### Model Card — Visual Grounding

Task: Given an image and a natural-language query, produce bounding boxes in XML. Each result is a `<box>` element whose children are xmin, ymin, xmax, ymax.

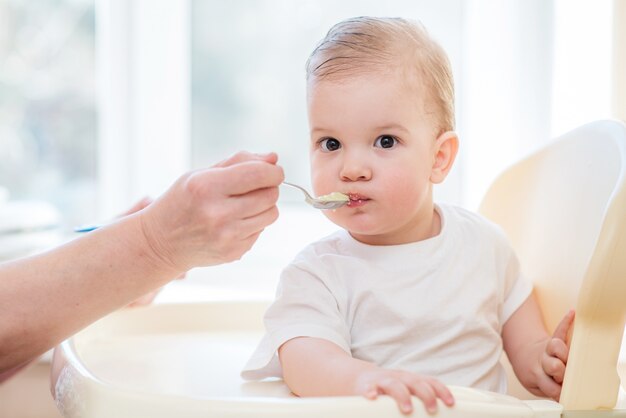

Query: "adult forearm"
<box><xmin>0</xmin><ymin>152</ymin><xmax>284</xmax><ymax>374</ymax></box>
<box><xmin>0</xmin><ymin>213</ymin><xmax>178</xmax><ymax>372</ymax></box>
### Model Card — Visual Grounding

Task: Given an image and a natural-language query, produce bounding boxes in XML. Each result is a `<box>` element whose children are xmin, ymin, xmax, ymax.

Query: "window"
<box><xmin>0</xmin><ymin>0</ymin><xmax>96</xmax><ymax>229</ymax></box>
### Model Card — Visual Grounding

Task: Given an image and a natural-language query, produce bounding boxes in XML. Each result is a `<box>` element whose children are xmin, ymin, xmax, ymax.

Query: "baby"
<box><xmin>242</xmin><ymin>16</ymin><xmax>574</xmax><ymax>415</ymax></box>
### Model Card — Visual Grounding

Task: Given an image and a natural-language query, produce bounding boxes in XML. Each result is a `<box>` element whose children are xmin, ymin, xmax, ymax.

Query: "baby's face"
<box><xmin>307</xmin><ymin>72</ymin><xmax>440</xmax><ymax>245</ymax></box>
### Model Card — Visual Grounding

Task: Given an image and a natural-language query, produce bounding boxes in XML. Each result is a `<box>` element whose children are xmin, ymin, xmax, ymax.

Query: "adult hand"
<box><xmin>139</xmin><ymin>151</ymin><xmax>284</xmax><ymax>273</ymax></box>
<box><xmin>0</xmin><ymin>151</ymin><xmax>283</xmax><ymax>375</ymax></box>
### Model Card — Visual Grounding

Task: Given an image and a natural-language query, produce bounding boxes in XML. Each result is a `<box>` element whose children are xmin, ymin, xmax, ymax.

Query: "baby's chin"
<box><xmin>323</xmin><ymin>211</ymin><xmax>384</xmax><ymax>237</ymax></box>
<box><xmin>321</xmin><ymin>210</ymin><xmax>346</xmax><ymax>228</ymax></box>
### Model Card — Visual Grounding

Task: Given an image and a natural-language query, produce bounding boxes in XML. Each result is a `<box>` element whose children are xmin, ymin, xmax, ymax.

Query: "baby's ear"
<box><xmin>430</xmin><ymin>131</ymin><xmax>459</xmax><ymax>184</ymax></box>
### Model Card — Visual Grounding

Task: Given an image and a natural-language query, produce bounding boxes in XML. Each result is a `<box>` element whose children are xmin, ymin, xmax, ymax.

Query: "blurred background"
<box><xmin>1</xmin><ymin>0</ymin><xmax>623</xmax><ymax>293</ymax></box>
<box><xmin>0</xmin><ymin>1</ymin><xmax>624</xmax><ymax>416</ymax></box>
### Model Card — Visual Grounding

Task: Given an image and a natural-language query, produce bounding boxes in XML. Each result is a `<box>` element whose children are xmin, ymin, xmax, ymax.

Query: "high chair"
<box><xmin>479</xmin><ymin>118</ymin><xmax>626</xmax><ymax>413</ymax></box>
<box><xmin>52</xmin><ymin>120</ymin><xmax>626</xmax><ymax>417</ymax></box>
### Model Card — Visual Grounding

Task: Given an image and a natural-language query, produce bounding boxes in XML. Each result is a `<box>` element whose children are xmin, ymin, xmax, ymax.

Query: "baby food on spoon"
<box><xmin>316</xmin><ymin>191</ymin><xmax>349</xmax><ymax>203</ymax></box>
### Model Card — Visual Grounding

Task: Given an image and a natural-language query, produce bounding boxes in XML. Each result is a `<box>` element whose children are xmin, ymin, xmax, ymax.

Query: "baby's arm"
<box><xmin>279</xmin><ymin>337</ymin><xmax>454</xmax><ymax>415</ymax></box>
<box><xmin>502</xmin><ymin>293</ymin><xmax>575</xmax><ymax>400</ymax></box>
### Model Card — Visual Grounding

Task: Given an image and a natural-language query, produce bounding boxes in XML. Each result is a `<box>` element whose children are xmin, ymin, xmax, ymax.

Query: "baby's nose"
<box><xmin>340</xmin><ymin>157</ymin><xmax>372</xmax><ymax>182</ymax></box>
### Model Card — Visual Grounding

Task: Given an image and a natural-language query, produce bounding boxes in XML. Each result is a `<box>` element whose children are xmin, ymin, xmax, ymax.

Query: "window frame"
<box><xmin>96</xmin><ymin>0</ymin><xmax>191</xmax><ymax>218</ymax></box>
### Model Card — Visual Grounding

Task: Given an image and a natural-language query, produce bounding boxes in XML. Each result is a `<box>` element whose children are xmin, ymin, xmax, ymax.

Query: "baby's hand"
<box><xmin>540</xmin><ymin>309</ymin><xmax>575</xmax><ymax>400</ymax></box>
<box><xmin>354</xmin><ymin>368</ymin><xmax>454</xmax><ymax>415</ymax></box>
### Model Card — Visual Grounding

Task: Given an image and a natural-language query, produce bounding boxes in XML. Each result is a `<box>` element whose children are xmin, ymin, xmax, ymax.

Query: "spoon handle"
<box><xmin>282</xmin><ymin>182</ymin><xmax>313</xmax><ymax>198</ymax></box>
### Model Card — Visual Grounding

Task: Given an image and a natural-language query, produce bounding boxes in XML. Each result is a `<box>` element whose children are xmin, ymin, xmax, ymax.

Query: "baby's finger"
<box><xmin>408</xmin><ymin>381</ymin><xmax>438</xmax><ymax>414</ymax></box>
<box><xmin>360</xmin><ymin>384</ymin><xmax>379</xmax><ymax>400</ymax></box>
<box><xmin>542</xmin><ymin>355</ymin><xmax>566</xmax><ymax>383</ymax></box>
<box><xmin>537</xmin><ymin>372</ymin><xmax>562</xmax><ymax>401</ymax></box>
<box><xmin>552</xmin><ymin>310</ymin><xmax>575</xmax><ymax>343</ymax></box>
<box><xmin>546</xmin><ymin>337</ymin><xmax>569</xmax><ymax>363</ymax></box>
<box><xmin>428</xmin><ymin>379</ymin><xmax>455</xmax><ymax>407</ymax></box>
<box><xmin>378</xmin><ymin>379</ymin><xmax>413</xmax><ymax>415</ymax></box>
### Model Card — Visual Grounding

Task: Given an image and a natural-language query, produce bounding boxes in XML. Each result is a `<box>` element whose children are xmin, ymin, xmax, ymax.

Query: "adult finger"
<box><xmin>552</xmin><ymin>310</ymin><xmax>575</xmax><ymax>343</ymax></box>
<box><xmin>408</xmin><ymin>381</ymin><xmax>437</xmax><ymax>414</ymax></box>
<box><xmin>228</xmin><ymin>186</ymin><xmax>280</xmax><ymax>219</ymax></box>
<box><xmin>546</xmin><ymin>338</ymin><xmax>569</xmax><ymax>364</ymax></box>
<box><xmin>213</xmin><ymin>151</ymin><xmax>278</xmax><ymax>168</ymax></box>
<box><xmin>236</xmin><ymin>230</ymin><xmax>264</xmax><ymax>258</ymax></box>
<box><xmin>120</xmin><ymin>196</ymin><xmax>153</xmax><ymax>216</ymax></box>
<box><xmin>220</xmin><ymin>160</ymin><xmax>284</xmax><ymax>196</ymax></box>
<box><xmin>236</xmin><ymin>205</ymin><xmax>280</xmax><ymax>239</ymax></box>
<box><xmin>127</xmin><ymin>288</ymin><xmax>160</xmax><ymax>307</ymax></box>
<box><xmin>378</xmin><ymin>379</ymin><xmax>413</xmax><ymax>415</ymax></box>
<box><xmin>211</xmin><ymin>229</ymin><xmax>265</xmax><ymax>265</ymax></box>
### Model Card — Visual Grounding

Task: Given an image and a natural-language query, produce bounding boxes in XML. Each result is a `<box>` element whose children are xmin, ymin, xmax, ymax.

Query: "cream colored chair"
<box><xmin>479</xmin><ymin>119</ymin><xmax>626</xmax><ymax>410</ymax></box>
<box><xmin>52</xmin><ymin>120</ymin><xmax>626</xmax><ymax>417</ymax></box>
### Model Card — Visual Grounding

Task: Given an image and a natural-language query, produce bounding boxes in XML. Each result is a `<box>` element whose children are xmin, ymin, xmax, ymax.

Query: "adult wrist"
<box><xmin>133</xmin><ymin>211</ymin><xmax>183</xmax><ymax>278</ymax></box>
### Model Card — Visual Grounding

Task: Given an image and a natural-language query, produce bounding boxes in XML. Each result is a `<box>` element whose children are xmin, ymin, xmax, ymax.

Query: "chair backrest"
<box><xmin>479</xmin><ymin>120</ymin><xmax>626</xmax><ymax>410</ymax></box>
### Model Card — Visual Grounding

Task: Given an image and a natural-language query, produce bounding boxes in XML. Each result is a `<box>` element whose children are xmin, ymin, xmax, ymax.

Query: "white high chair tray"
<box><xmin>53</xmin><ymin>301</ymin><xmax>566</xmax><ymax>418</ymax></box>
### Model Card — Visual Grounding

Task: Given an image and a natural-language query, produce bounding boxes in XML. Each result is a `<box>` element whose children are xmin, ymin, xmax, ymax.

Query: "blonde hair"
<box><xmin>306</xmin><ymin>16</ymin><xmax>455</xmax><ymax>133</ymax></box>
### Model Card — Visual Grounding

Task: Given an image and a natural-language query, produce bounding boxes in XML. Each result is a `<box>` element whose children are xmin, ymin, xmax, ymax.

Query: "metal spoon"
<box><xmin>282</xmin><ymin>182</ymin><xmax>349</xmax><ymax>210</ymax></box>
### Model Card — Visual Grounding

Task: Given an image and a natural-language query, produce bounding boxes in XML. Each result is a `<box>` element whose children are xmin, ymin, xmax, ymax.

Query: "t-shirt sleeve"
<box><xmin>497</xmin><ymin>232</ymin><xmax>533</xmax><ymax>324</ymax></box>
<box><xmin>241</xmin><ymin>260</ymin><xmax>351</xmax><ymax>381</ymax></box>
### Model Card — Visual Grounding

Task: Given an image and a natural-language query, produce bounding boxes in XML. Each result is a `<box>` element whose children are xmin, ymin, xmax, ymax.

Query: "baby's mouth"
<box><xmin>347</xmin><ymin>193</ymin><xmax>370</xmax><ymax>207</ymax></box>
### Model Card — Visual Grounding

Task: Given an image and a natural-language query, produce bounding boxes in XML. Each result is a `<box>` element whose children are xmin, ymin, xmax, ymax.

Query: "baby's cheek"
<box><xmin>310</xmin><ymin>167</ymin><xmax>333</xmax><ymax>196</ymax></box>
<box><xmin>310</xmin><ymin>182</ymin><xmax>322</xmax><ymax>197</ymax></box>
<box><xmin>384</xmin><ymin>175</ymin><xmax>424</xmax><ymax>207</ymax></box>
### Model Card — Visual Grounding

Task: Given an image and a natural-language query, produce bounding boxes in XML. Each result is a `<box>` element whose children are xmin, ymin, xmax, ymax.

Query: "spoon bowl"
<box><xmin>282</xmin><ymin>182</ymin><xmax>349</xmax><ymax>210</ymax></box>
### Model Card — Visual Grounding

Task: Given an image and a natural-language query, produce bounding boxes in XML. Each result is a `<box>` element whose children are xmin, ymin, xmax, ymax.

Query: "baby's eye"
<box><xmin>320</xmin><ymin>137</ymin><xmax>342</xmax><ymax>152</ymax></box>
<box><xmin>374</xmin><ymin>135</ymin><xmax>398</xmax><ymax>149</ymax></box>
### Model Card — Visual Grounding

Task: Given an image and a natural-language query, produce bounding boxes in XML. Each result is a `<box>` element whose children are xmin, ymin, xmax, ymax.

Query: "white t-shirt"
<box><xmin>241</xmin><ymin>204</ymin><xmax>532</xmax><ymax>393</ymax></box>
